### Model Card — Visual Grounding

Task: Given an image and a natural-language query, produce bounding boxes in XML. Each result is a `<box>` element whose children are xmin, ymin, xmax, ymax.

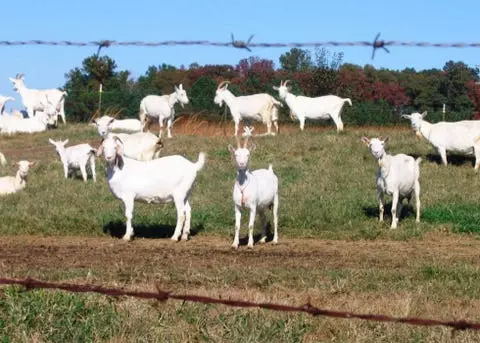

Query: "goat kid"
<box><xmin>49</xmin><ymin>139</ymin><xmax>96</xmax><ymax>182</ymax></box>
<box><xmin>361</xmin><ymin>136</ymin><xmax>421</xmax><ymax>229</ymax></box>
<box><xmin>97</xmin><ymin>136</ymin><xmax>205</xmax><ymax>241</ymax></box>
<box><xmin>228</xmin><ymin>134</ymin><xmax>279</xmax><ymax>248</ymax></box>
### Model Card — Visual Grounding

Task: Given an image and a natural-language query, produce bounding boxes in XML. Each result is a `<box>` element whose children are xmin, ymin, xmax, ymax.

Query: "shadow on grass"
<box><xmin>425</xmin><ymin>153</ymin><xmax>474</xmax><ymax>167</ymax></box>
<box><xmin>363</xmin><ymin>203</ymin><xmax>416</xmax><ymax>220</ymax></box>
<box><xmin>103</xmin><ymin>220</ymin><xmax>205</xmax><ymax>239</ymax></box>
<box><xmin>237</xmin><ymin>223</ymin><xmax>276</xmax><ymax>246</ymax></box>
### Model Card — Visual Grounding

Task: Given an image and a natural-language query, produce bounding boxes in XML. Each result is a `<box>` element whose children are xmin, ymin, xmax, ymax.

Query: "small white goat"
<box><xmin>49</xmin><ymin>139</ymin><xmax>96</xmax><ymax>182</ymax></box>
<box><xmin>139</xmin><ymin>84</ymin><xmax>189</xmax><ymax>138</ymax></box>
<box><xmin>0</xmin><ymin>112</ymin><xmax>53</xmax><ymax>134</ymax></box>
<box><xmin>361</xmin><ymin>136</ymin><xmax>421</xmax><ymax>229</ymax></box>
<box><xmin>0</xmin><ymin>95</ymin><xmax>15</xmax><ymax>114</ymax></box>
<box><xmin>228</xmin><ymin>132</ymin><xmax>279</xmax><ymax>248</ymax></box>
<box><xmin>9</xmin><ymin>73</ymin><xmax>67</xmax><ymax>124</ymax></box>
<box><xmin>0</xmin><ymin>160</ymin><xmax>35</xmax><ymax>195</ymax></box>
<box><xmin>97</xmin><ymin>135</ymin><xmax>206</xmax><ymax>241</ymax></box>
<box><xmin>402</xmin><ymin>111</ymin><xmax>480</xmax><ymax>169</ymax></box>
<box><xmin>273</xmin><ymin>80</ymin><xmax>351</xmax><ymax>131</ymax></box>
<box><xmin>92</xmin><ymin>118</ymin><xmax>163</xmax><ymax>161</ymax></box>
<box><xmin>214</xmin><ymin>81</ymin><xmax>282</xmax><ymax>136</ymax></box>
<box><xmin>93</xmin><ymin>115</ymin><xmax>142</xmax><ymax>133</ymax></box>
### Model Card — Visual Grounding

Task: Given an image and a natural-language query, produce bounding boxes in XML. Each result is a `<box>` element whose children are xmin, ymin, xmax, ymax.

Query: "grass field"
<box><xmin>1</xmin><ymin>118</ymin><xmax>480</xmax><ymax>342</ymax></box>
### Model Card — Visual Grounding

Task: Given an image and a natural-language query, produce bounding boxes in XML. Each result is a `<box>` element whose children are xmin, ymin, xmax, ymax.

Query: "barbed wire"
<box><xmin>1</xmin><ymin>33</ymin><xmax>479</xmax><ymax>59</ymax></box>
<box><xmin>0</xmin><ymin>277</ymin><xmax>479</xmax><ymax>338</ymax></box>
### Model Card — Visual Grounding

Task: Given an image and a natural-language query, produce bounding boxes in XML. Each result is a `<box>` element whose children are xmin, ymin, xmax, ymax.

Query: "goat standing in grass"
<box><xmin>97</xmin><ymin>135</ymin><xmax>206</xmax><ymax>241</ymax></box>
<box><xmin>214</xmin><ymin>81</ymin><xmax>282</xmax><ymax>137</ymax></box>
<box><xmin>273</xmin><ymin>80</ymin><xmax>351</xmax><ymax>132</ymax></box>
<box><xmin>49</xmin><ymin>139</ymin><xmax>96</xmax><ymax>182</ymax></box>
<box><xmin>361</xmin><ymin>136</ymin><xmax>421</xmax><ymax>229</ymax></box>
<box><xmin>228</xmin><ymin>132</ymin><xmax>279</xmax><ymax>248</ymax></box>
<box><xmin>139</xmin><ymin>84</ymin><xmax>189</xmax><ymax>138</ymax></box>
<box><xmin>0</xmin><ymin>161</ymin><xmax>35</xmax><ymax>195</ymax></box>
<box><xmin>402</xmin><ymin>111</ymin><xmax>480</xmax><ymax>169</ymax></box>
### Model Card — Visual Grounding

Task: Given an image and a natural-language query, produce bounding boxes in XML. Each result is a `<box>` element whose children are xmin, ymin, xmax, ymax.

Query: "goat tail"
<box><xmin>270</xmin><ymin>97</ymin><xmax>283</xmax><ymax>108</ymax></box>
<box><xmin>0</xmin><ymin>152</ymin><xmax>6</xmax><ymax>166</ymax></box>
<box><xmin>195</xmin><ymin>152</ymin><xmax>206</xmax><ymax>171</ymax></box>
<box><xmin>344</xmin><ymin>98</ymin><xmax>352</xmax><ymax>106</ymax></box>
<box><xmin>415</xmin><ymin>157</ymin><xmax>422</xmax><ymax>166</ymax></box>
<box><xmin>268</xmin><ymin>164</ymin><xmax>274</xmax><ymax>173</ymax></box>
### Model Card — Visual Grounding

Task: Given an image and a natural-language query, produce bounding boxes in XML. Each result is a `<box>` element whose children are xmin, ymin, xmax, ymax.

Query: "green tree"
<box><xmin>279</xmin><ymin>48</ymin><xmax>313</xmax><ymax>72</ymax></box>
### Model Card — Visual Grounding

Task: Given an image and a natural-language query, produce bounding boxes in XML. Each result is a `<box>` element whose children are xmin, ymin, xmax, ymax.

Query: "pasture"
<box><xmin>1</xmin><ymin>118</ymin><xmax>480</xmax><ymax>342</ymax></box>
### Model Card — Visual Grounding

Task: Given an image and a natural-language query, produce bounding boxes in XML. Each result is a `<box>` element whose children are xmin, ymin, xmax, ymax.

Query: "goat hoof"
<box><xmin>272</xmin><ymin>239</ymin><xmax>278</xmax><ymax>244</ymax></box>
<box><xmin>122</xmin><ymin>235</ymin><xmax>132</xmax><ymax>241</ymax></box>
<box><xmin>259</xmin><ymin>237</ymin><xmax>267</xmax><ymax>244</ymax></box>
<box><xmin>181</xmin><ymin>234</ymin><xmax>189</xmax><ymax>241</ymax></box>
<box><xmin>247</xmin><ymin>243</ymin><xmax>254</xmax><ymax>249</ymax></box>
<box><xmin>170</xmin><ymin>236</ymin><xmax>179</xmax><ymax>242</ymax></box>
<box><xmin>231</xmin><ymin>243</ymin><xmax>239</xmax><ymax>249</ymax></box>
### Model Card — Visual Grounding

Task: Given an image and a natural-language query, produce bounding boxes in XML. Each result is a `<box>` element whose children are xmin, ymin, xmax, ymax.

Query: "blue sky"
<box><xmin>1</xmin><ymin>0</ymin><xmax>479</xmax><ymax>110</ymax></box>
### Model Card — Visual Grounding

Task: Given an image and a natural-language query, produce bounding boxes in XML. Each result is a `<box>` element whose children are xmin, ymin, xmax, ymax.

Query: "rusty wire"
<box><xmin>0</xmin><ymin>33</ymin><xmax>479</xmax><ymax>59</ymax></box>
<box><xmin>0</xmin><ymin>277</ymin><xmax>479</xmax><ymax>336</ymax></box>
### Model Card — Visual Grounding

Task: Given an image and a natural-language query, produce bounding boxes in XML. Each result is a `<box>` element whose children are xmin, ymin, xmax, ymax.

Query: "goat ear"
<box><xmin>92</xmin><ymin>119</ymin><xmax>98</xmax><ymax>125</ymax></box>
<box><xmin>401</xmin><ymin>114</ymin><xmax>411</xmax><ymax>119</ymax></box>
<box><xmin>228</xmin><ymin>144</ymin><xmax>236</xmax><ymax>154</ymax></box>
<box><xmin>48</xmin><ymin>138</ymin><xmax>55</xmax><ymax>145</ymax></box>
<box><xmin>8</xmin><ymin>77</ymin><xmax>15</xmax><ymax>83</ymax></box>
<box><xmin>63</xmin><ymin>139</ymin><xmax>69</xmax><ymax>145</ymax></box>
<box><xmin>360</xmin><ymin>136</ymin><xmax>370</xmax><ymax>146</ymax></box>
<box><xmin>174</xmin><ymin>85</ymin><xmax>179</xmax><ymax>91</ymax></box>
<box><xmin>421</xmin><ymin>111</ymin><xmax>428</xmax><ymax>118</ymax></box>
<box><xmin>272</xmin><ymin>86</ymin><xmax>279</xmax><ymax>91</ymax></box>
<box><xmin>108</xmin><ymin>118</ymin><xmax>115</xmax><ymax>126</ymax></box>
<box><xmin>29</xmin><ymin>161</ymin><xmax>36</xmax><ymax>167</ymax></box>
<box><xmin>383</xmin><ymin>136</ymin><xmax>389</xmax><ymax>143</ymax></box>
<box><xmin>249</xmin><ymin>143</ymin><xmax>256</xmax><ymax>152</ymax></box>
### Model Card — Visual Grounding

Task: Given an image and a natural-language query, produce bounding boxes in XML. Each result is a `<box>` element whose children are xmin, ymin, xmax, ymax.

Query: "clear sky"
<box><xmin>1</xmin><ymin>0</ymin><xmax>478</xmax><ymax>110</ymax></box>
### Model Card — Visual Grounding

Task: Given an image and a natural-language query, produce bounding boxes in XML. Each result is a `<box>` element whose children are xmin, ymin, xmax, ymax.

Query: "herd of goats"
<box><xmin>0</xmin><ymin>74</ymin><xmax>479</xmax><ymax>247</ymax></box>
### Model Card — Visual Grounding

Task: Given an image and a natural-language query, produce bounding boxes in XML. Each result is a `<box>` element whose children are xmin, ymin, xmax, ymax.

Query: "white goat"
<box><xmin>0</xmin><ymin>152</ymin><xmax>7</xmax><ymax>166</ymax></box>
<box><xmin>273</xmin><ymin>80</ymin><xmax>351</xmax><ymax>131</ymax></box>
<box><xmin>228</xmin><ymin>133</ymin><xmax>279</xmax><ymax>248</ymax></box>
<box><xmin>92</xmin><ymin>118</ymin><xmax>163</xmax><ymax>161</ymax></box>
<box><xmin>8</xmin><ymin>73</ymin><xmax>67</xmax><ymax>124</ymax></box>
<box><xmin>402</xmin><ymin>111</ymin><xmax>480</xmax><ymax>169</ymax></box>
<box><xmin>97</xmin><ymin>135</ymin><xmax>206</xmax><ymax>241</ymax></box>
<box><xmin>214</xmin><ymin>81</ymin><xmax>283</xmax><ymax>137</ymax></box>
<box><xmin>0</xmin><ymin>112</ymin><xmax>54</xmax><ymax>134</ymax></box>
<box><xmin>361</xmin><ymin>136</ymin><xmax>421</xmax><ymax>229</ymax></box>
<box><xmin>139</xmin><ymin>84</ymin><xmax>189</xmax><ymax>138</ymax></box>
<box><xmin>93</xmin><ymin>115</ymin><xmax>142</xmax><ymax>133</ymax></box>
<box><xmin>0</xmin><ymin>95</ymin><xmax>15</xmax><ymax>114</ymax></box>
<box><xmin>49</xmin><ymin>139</ymin><xmax>96</xmax><ymax>182</ymax></box>
<box><xmin>0</xmin><ymin>160</ymin><xmax>35</xmax><ymax>195</ymax></box>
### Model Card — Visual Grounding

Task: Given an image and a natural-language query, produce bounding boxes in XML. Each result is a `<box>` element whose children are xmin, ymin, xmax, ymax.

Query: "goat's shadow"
<box><xmin>237</xmin><ymin>223</ymin><xmax>276</xmax><ymax>246</ymax></box>
<box><xmin>425</xmin><ymin>153</ymin><xmax>474</xmax><ymax>167</ymax></box>
<box><xmin>103</xmin><ymin>221</ymin><xmax>205</xmax><ymax>239</ymax></box>
<box><xmin>363</xmin><ymin>203</ymin><xmax>415</xmax><ymax>221</ymax></box>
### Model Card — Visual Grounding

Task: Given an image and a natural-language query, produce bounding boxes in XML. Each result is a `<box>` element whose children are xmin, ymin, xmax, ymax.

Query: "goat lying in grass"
<box><xmin>402</xmin><ymin>111</ymin><xmax>480</xmax><ymax>169</ymax></box>
<box><xmin>92</xmin><ymin>117</ymin><xmax>163</xmax><ymax>161</ymax></box>
<box><xmin>361</xmin><ymin>136</ymin><xmax>421</xmax><ymax>229</ymax></box>
<box><xmin>97</xmin><ymin>135</ymin><xmax>206</xmax><ymax>241</ymax></box>
<box><xmin>49</xmin><ymin>139</ymin><xmax>96</xmax><ymax>182</ymax></box>
<box><xmin>93</xmin><ymin>115</ymin><xmax>142</xmax><ymax>133</ymax></box>
<box><xmin>228</xmin><ymin>131</ymin><xmax>279</xmax><ymax>248</ymax></box>
<box><xmin>0</xmin><ymin>160</ymin><xmax>35</xmax><ymax>195</ymax></box>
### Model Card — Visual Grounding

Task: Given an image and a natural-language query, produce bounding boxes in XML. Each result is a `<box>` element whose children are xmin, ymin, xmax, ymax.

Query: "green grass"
<box><xmin>1</xmin><ymin>123</ymin><xmax>479</xmax><ymax>240</ymax></box>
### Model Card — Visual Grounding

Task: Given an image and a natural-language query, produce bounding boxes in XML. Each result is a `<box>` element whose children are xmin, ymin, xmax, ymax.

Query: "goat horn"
<box><xmin>235</xmin><ymin>135</ymin><xmax>241</xmax><ymax>149</ymax></box>
<box><xmin>217</xmin><ymin>81</ymin><xmax>230</xmax><ymax>89</ymax></box>
<box><xmin>280</xmin><ymin>80</ymin><xmax>284</xmax><ymax>87</ymax></box>
<box><xmin>284</xmin><ymin>80</ymin><xmax>291</xmax><ymax>86</ymax></box>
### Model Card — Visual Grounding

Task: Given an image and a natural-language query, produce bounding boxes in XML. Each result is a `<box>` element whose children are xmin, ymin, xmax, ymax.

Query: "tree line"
<box><xmin>63</xmin><ymin>48</ymin><xmax>480</xmax><ymax>125</ymax></box>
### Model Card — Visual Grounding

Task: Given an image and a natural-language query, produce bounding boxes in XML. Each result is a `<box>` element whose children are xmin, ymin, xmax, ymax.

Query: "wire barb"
<box><xmin>230</xmin><ymin>34</ymin><xmax>254</xmax><ymax>51</ymax></box>
<box><xmin>371</xmin><ymin>33</ymin><xmax>390</xmax><ymax>60</ymax></box>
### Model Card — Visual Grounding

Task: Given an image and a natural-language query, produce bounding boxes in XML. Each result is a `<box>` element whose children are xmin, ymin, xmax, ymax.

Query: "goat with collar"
<box><xmin>228</xmin><ymin>133</ymin><xmax>279</xmax><ymax>249</ymax></box>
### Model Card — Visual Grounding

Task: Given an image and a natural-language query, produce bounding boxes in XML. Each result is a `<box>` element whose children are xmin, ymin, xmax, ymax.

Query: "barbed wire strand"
<box><xmin>1</xmin><ymin>33</ymin><xmax>479</xmax><ymax>60</ymax></box>
<box><xmin>0</xmin><ymin>277</ymin><xmax>479</xmax><ymax>338</ymax></box>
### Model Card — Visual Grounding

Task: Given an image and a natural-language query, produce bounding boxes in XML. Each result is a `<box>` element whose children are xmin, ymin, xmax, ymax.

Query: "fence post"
<box><xmin>98</xmin><ymin>84</ymin><xmax>103</xmax><ymax>114</ymax></box>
